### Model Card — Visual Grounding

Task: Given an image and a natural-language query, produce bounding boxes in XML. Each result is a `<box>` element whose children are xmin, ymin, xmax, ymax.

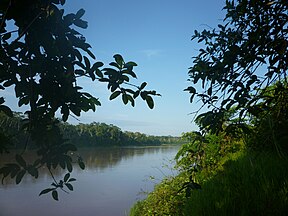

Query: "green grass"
<box><xmin>129</xmin><ymin>173</ymin><xmax>187</xmax><ymax>216</ymax></box>
<box><xmin>130</xmin><ymin>152</ymin><xmax>288</xmax><ymax>216</ymax></box>
<box><xmin>184</xmin><ymin>152</ymin><xmax>288</xmax><ymax>216</ymax></box>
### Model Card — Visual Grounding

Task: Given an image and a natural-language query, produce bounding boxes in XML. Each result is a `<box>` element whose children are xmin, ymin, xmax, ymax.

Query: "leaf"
<box><xmin>133</xmin><ymin>90</ymin><xmax>140</xmax><ymax>99</ymax></box>
<box><xmin>121</xmin><ymin>75</ymin><xmax>129</xmax><ymax>82</ymax></box>
<box><xmin>113</xmin><ymin>54</ymin><xmax>124</xmax><ymax>68</ymax></box>
<box><xmin>84</xmin><ymin>56</ymin><xmax>90</xmax><ymax>69</ymax></box>
<box><xmin>140</xmin><ymin>82</ymin><xmax>147</xmax><ymax>90</ymax></box>
<box><xmin>65</xmin><ymin>183</ymin><xmax>73</xmax><ymax>191</ymax></box>
<box><xmin>85</xmin><ymin>49</ymin><xmax>95</xmax><ymax>59</ymax></box>
<box><xmin>78</xmin><ymin>161</ymin><xmax>85</xmax><ymax>170</ymax></box>
<box><xmin>75</xmin><ymin>9</ymin><xmax>85</xmax><ymax>19</ymax></box>
<box><xmin>2</xmin><ymin>32</ymin><xmax>11</xmax><ymax>40</ymax></box>
<box><xmin>66</xmin><ymin>161</ymin><xmax>73</xmax><ymax>172</ymax></box>
<box><xmin>109</xmin><ymin>91</ymin><xmax>121</xmax><ymax>100</ymax></box>
<box><xmin>39</xmin><ymin>188</ymin><xmax>54</xmax><ymax>196</ymax></box>
<box><xmin>125</xmin><ymin>61</ymin><xmax>137</xmax><ymax>67</ymax></box>
<box><xmin>27</xmin><ymin>166</ymin><xmax>38</xmax><ymax>178</ymax></box>
<box><xmin>57</xmin><ymin>159</ymin><xmax>68</xmax><ymax>170</ymax></box>
<box><xmin>0</xmin><ymin>105</ymin><xmax>13</xmax><ymax>117</ymax></box>
<box><xmin>52</xmin><ymin>190</ymin><xmax>59</xmax><ymax>201</ymax></box>
<box><xmin>74</xmin><ymin>19</ymin><xmax>88</xmax><ymax>29</ymax></box>
<box><xmin>69</xmin><ymin>104</ymin><xmax>81</xmax><ymax>116</ymax></box>
<box><xmin>61</xmin><ymin>104</ymin><xmax>69</xmax><ymax>122</ymax></box>
<box><xmin>207</xmin><ymin>86</ymin><xmax>212</xmax><ymax>96</ymax></box>
<box><xmin>109</xmin><ymin>62</ymin><xmax>120</xmax><ymax>69</ymax></box>
<box><xmin>91</xmin><ymin>62</ymin><xmax>104</xmax><ymax>70</ymax></box>
<box><xmin>75</xmin><ymin>69</ymin><xmax>85</xmax><ymax>75</ymax></box>
<box><xmin>127</xmin><ymin>94</ymin><xmax>135</xmax><ymax>107</ymax></box>
<box><xmin>122</xmin><ymin>94</ymin><xmax>128</xmax><ymax>104</ymax></box>
<box><xmin>95</xmin><ymin>69</ymin><xmax>103</xmax><ymax>78</ymax></box>
<box><xmin>103</xmin><ymin>68</ymin><xmax>118</xmax><ymax>76</ymax></box>
<box><xmin>15</xmin><ymin>154</ymin><xmax>26</xmax><ymax>168</ymax></box>
<box><xmin>122</xmin><ymin>70</ymin><xmax>137</xmax><ymax>78</ymax></box>
<box><xmin>16</xmin><ymin>170</ymin><xmax>26</xmax><ymax>184</ymax></box>
<box><xmin>74</xmin><ymin>61</ymin><xmax>86</xmax><ymax>69</ymax></box>
<box><xmin>64</xmin><ymin>173</ymin><xmax>70</xmax><ymax>182</ymax></box>
<box><xmin>146</xmin><ymin>96</ymin><xmax>154</xmax><ymax>109</ymax></box>
<box><xmin>18</xmin><ymin>96</ymin><xmax>29</xmax><ymax>107</ymax></box>
<box><xmin>3</xmin><ymin>80</ymin><xmax>14</xmax><ymax>87</ymax></box>
<box><xmin>68</xmin><ymin>178</ymin><xmax>76</xmax><ymax>182</ymax></box>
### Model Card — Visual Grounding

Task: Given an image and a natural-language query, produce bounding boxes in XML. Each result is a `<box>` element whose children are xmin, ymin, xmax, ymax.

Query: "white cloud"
<box><xmin>140</xmin><ymin>49</ymin><xmax>163</xmax><ymax>58</ymax></box>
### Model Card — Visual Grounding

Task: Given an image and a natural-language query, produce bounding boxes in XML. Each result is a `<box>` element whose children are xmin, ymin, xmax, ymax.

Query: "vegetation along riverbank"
<box><xmin>130</xmin><ymin>0</ymin><xmax>288</xmax><ymax>215</ymax></box>
<box><xmin>0</xmin><ymin>112</ymin><xmax>182</xmax><ymax>149</ymax></box>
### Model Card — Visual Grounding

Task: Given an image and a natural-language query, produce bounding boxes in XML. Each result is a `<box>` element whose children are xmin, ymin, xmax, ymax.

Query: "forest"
<box><xmin>0</xmin><ymin>112</ymin><xmax>181</xmax><ymax>149</ymax></box>
<box><xmin>0</xmin><ymin>0</ymin><xmax>287</xmax><ymax>215</ymax></box>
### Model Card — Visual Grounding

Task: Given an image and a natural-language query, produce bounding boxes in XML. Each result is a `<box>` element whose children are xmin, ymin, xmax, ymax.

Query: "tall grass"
<box><xmin>130</xmin><ymin>151</ymin><xmax>288</xmax><ymax>215</ymax></box>
<box><xmin>184</xmin><ymin>152</ymin><xmax>288</xmax><ymax>215</ymax></box>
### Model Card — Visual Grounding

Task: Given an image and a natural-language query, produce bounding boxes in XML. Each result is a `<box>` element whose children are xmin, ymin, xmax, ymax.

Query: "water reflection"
<box><xmin>0</xmin><ymin>146</ymin><xmax>180</xmax><ymax>216</ymax></box>
<box><xmin>83</xmin><ymin>146</ymin><xmax>177</xmax><ymax>170</ymax></box>
<box><xmin>0</xmin><ymin>146</ymin><xmax>178</xmax><ymax>184</ymax></box>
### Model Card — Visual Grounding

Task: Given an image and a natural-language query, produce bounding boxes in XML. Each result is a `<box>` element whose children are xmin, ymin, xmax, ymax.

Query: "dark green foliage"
<box><xmin>0</xmin><ymin>113</ymin><xmax>182</xmax><ymax>148</ymax></box>
<box><xmin>176</xmin><ymin>132</ymin><xmax>244</xmax><ymax>175</ymax></box>
<box><xmin>130</xmin><ymin>131</ymin><xmax>245</xmax><ymax>216</ymax></box>
<box><xmin>0</xmin><ymin>0</ymin><xmax>159</xmax><ymax>200</ymax></box>
<box><xmin>130</xmin><ymin>173</ymin><xmax>187</xmax><ymax>216</ymax></box>
<box><xmin>39</xmin><ymin>172</ymin><xmax>76</xmax><ymax>200</ymax></box>
<box><xmin>131</xmin><ymin>1</ymin><xmax>288</xmax><ymax>215</ymax></box>
<box><xmin>247</xmin><ymin>82</ymin><xmax>288</xmax><ymax>154</ymax></box>
<box><xmin>186</xmin><ymin>0</ymin><xmax>287</xmax><ymax>135</ymax></box>
<box><xmin>183</xmin><ymin>152</ymin><xmax>288</xmax><ymax>216</ymax></box>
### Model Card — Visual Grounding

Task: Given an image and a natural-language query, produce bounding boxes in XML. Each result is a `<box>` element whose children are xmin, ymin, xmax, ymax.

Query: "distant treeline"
<box><xmin>0</xmin><ymin>112</ymin><xmax>182</xmax><ymax>149</ymax></box>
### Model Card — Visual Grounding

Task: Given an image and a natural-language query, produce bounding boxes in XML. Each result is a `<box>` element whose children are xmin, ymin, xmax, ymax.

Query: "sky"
<box><xmin>4</xmin><ymin>0</ymin><xmax>227</xmax><ymax>136</ymax></box>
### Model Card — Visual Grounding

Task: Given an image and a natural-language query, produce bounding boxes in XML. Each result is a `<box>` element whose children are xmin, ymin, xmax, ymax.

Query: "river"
<box><xmin>0</xmin><ymin>145</ymin><xmax>180</xmax><ymax>216</ymax></box>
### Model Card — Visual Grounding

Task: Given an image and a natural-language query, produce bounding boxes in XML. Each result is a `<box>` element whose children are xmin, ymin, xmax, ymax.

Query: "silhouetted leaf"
<box><xmin>110</xmin><ymin>91</ymin><xmax>121</xmax><ymax>100</ymax></box>
<box><xmin>52</xmin><ymin>190</ymin><xmax>59</xmax><ymax>201</ymax></box>
<box><xmin>140</xmin><ymin>82</ymin><xmax>147</xmax><ymax>90</ymax></box>
<box><xmin>27</xmin><ymin>167</ymin><xmax>38</xmax><ymax>178</ymax></box>
<box><xmin>65</xmin><ymin>183</ymin><xmax>73</xmax><ymax>191</ymax></box>
<box><xmin>64</xmin><ymin>173</ymin><xmax>70</xmax><ymax>182</ymax></box>
<box><xmin>75</xmin><ymin>9</ymin><xmax>85</xmax><ymax>19</ymax></box>
<box><xmin>16</xmin><ymin>170</ymin><xmax>26</xmax><ymax>184</ymax></box>
<box><xmin>84</xmin><ymin>56</ymin><xmax>90</xmax><ymax>69</ymax></box>
<box><xmin>66</xmin><ymin>161</ymin><xmax>73</xmax><ymax>172</ymax></box>
<box><xmin>78</xmin><ymin>161</ymin><xmax>85</xmax><ymax>170</ymax></box>
<box><xmin>39</xmin><ymin>188</ymin><xmax>54</xmax><ymax>196</ymax></box>
<box><xmin>146</xmin><ymin>96</ymin><xmax>154</xmax><ymax>109</ymax></box>
<box><xmin>113</xmin><ymin>54</ymin><xmax>124</xmax><ymax>68</ymax></box>
<box><xmin>122</xmin><ymin>94</ymin><xmax>128</xmax><ymax>104</ymax></box>
<box><xmin>0</xmin><ymin>105</ymin><xmax>13</xmax><ymax>117</ymax></box>
<box><xmin>68</xmin><ymin>178</ymin><xmax>76</xmax><ymax>182</ymax></box>
<box><xmin>74</xmin><ymin>19</ymin><xmax>88</xmax><ymax>29</ymax></box>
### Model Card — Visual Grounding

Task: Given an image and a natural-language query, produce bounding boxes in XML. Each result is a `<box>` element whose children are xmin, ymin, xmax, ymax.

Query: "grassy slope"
<box><xmin>130</xmin><ymin>151</ymin><xmax>288</xmax><ymax>216</ymax></box>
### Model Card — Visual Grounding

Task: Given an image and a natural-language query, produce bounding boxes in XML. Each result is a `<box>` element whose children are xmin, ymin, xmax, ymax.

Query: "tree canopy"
<box><xmin>0</xmin><ymin>0</ymin><xmax>159</xmax><ymax>199</ymax></box>
<box><xmin>185</xmin><ymin>0</ymin><xmax>287</xmax><ymax>135</ymax></box>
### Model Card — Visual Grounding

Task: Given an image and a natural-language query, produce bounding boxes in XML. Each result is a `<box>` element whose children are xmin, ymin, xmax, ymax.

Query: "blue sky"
<box><xmin>5</xmin><ymin>0</ymin><xmax>227</xmax><ymax>136</ymax></box>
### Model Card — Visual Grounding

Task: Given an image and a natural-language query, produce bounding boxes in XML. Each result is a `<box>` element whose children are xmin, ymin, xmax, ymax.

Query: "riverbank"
<box><xmin>130</xmin><ymin>149</ymin><xmax>288</xmax><ymax>215</ymax></box>
<box><xmin>0</xmin><ymin>112</ymin><xmax>183</xmax><ymax>149</ymax></box>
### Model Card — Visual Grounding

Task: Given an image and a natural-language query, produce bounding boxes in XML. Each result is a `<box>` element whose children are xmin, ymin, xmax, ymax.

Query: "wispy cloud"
<box><xmin>140</xmin><ymin>49</ymin><xmax>163</xmax><ymax>58</ymax></box>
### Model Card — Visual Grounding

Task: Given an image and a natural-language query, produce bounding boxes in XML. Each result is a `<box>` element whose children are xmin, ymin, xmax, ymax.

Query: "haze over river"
<box><xmin>0</xmin><ymin>145</ymin><xmax>180</xmax><ymax>216</ymax></box>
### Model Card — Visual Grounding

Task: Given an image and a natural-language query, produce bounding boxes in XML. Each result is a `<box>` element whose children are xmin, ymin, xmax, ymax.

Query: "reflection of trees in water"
<box><xmin>80</xmin><ymin>146</ymin><xmax>177</xmax><ymax>170</ymax></box>
<box><xmin>0</xmin><ymin>146</ymin><xmax>179</xmax><ymax>185</ymax></box>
